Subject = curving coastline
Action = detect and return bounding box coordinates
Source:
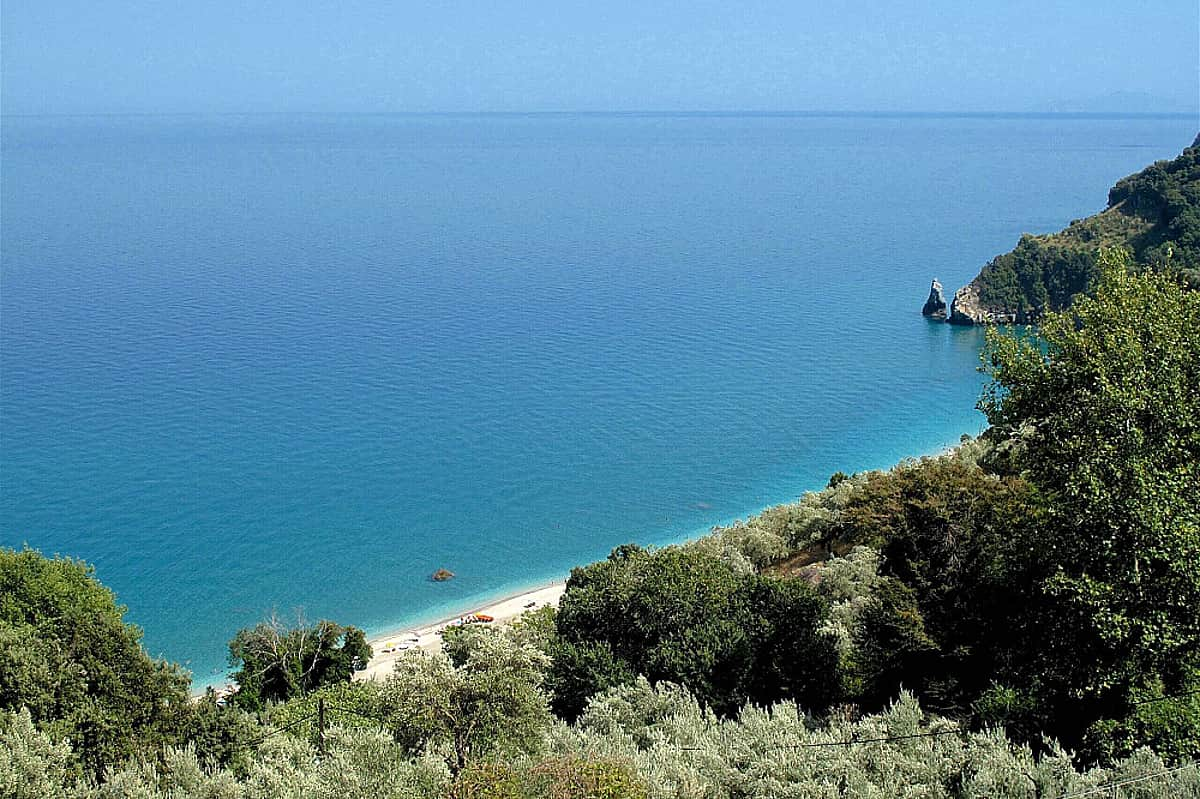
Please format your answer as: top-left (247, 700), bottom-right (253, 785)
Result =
top-left (191, 431), bottom-right (979, 698)
top-left (355, 583), bottom-right (567, 682)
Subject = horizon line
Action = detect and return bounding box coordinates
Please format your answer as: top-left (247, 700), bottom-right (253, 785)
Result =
top-left (4, 109), bottom-right (1198, 121)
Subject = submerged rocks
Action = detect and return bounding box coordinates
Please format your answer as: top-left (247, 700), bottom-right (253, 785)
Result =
top-left (921, 279), bottom-right (948, 320)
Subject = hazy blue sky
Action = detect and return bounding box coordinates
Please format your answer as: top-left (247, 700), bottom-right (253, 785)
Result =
top-left (3, 1), bottom-right (1198, 114)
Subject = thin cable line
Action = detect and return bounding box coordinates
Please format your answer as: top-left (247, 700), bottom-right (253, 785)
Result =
top-left (1130, 687), bottom-right (1200, 706)
top-left (795, 727), bottom-right (964, 748)
top-left (678, 725), bottom-right (964, 751)
top-left (1052, 761), bottom-right (1198, 799)
top-left (295, 700), bottom-right (397, 733)
top-left (244, 701), bottom-right (391, 750)
top-left (244, 710), bottom-right (319, 749)
top-left (324, 701), bottom-right (393, 728)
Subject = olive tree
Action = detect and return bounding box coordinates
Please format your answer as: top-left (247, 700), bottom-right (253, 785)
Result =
top-left (377, 629), bottom-right (552, 774)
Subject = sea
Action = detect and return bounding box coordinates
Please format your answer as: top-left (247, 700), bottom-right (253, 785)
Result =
top-left (2, 112), bottom-right (1195, 687)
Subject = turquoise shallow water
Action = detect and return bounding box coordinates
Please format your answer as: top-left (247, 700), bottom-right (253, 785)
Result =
top-left (2, 113), bottom-right (1195, 686)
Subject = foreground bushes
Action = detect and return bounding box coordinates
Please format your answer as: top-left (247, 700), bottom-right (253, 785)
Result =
top-left (7, 679), bottom-right (1199, 798)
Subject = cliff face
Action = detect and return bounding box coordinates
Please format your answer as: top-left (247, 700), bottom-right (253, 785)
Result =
top-left (947, 283), bottom-right (1031, 326)
top-left (947, 284), bottom-right (985, 325)
top-left (932, 134), bottom-right (1200, 324)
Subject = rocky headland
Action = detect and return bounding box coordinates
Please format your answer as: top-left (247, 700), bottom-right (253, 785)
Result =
top-left (946, 282), bottom-right (1029, 326)
top-left (925, 133), bottom-right (1199, 325)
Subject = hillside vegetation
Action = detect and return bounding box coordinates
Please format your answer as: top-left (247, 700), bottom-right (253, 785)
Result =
top-left (950, 134), bottom-right (1200, 323)
top-left (3, 250), bottom-right (1199, 797)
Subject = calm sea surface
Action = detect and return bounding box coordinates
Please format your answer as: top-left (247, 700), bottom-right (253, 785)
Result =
top-left (2, 113), bottom-right (1194, 685)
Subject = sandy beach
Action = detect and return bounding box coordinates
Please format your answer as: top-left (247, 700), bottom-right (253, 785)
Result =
top-left (353, 582), bottom-right (566, 683)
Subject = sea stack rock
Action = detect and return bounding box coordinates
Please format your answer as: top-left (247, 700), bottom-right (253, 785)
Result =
top-left (431, 568), bottom-right (455, 582)
top-left (921, 278), bottom-right (948, 320)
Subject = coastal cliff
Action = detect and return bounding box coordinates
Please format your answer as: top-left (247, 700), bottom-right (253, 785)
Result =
top-left (932, 132), bottom-right (1200, 324)
top-left (947, 282), bottom-right (1017, 325)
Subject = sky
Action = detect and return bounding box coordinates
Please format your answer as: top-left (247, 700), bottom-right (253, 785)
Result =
top-left (3, 1), bottom-right (1198, 115)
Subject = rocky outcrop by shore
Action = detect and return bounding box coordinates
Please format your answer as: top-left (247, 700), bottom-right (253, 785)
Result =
top-left (946, 281), bottom-right (1036, 325)
top-left (921, 279), bottom-right (947, 320)
top-left (947, 284), bottom-right (983, 325)
top-left (928, 133), bottom-right (1199, 325)
top-left (921, 276), bottom-right (1035, 325)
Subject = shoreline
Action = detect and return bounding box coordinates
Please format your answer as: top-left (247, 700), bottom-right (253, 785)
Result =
top-left (195, 581), bottom-right (569, 698)
top-left (194, 434), bottom-right (977, 697)
top-left (353, 581), bottom-right (567, 683)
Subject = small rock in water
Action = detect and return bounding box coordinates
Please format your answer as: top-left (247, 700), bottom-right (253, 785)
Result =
top-left (921, 278), bottom-right (948, 320)
top-left (431, 568), bottom-right (455, 582)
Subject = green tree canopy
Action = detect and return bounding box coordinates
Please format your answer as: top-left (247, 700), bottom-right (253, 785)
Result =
top-left (377, 628), bottom-right (551, 774)
top-left (0, 548), bottom-right (191, 777)
top-left (554, 544), bottom-right (840, 717)
top-left (981, 248), bottom-right (1200, 757)
top-left (228, 614), bottom-right (371, 711)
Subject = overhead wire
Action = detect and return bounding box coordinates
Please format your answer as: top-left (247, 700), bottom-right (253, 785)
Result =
top-left (1129, 687), bottom-right (1200, 706)
top-left (678, 726), bottom-right (965, 752)
top-left (1051, 761), bottom-right (1198, 798)
top-left (243, 710), bottom-right (320, 749)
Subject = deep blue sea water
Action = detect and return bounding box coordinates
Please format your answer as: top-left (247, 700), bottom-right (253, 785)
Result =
top-left (2, 113), bottom-right (1195, 686)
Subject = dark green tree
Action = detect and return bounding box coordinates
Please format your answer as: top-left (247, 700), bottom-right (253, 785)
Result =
top-left (981, 248), bottom-right (1200, 759)
top-left (228, 614), bottom-right (371, 710)
top-left (556, 545), bottom-right (754, 714)
top-left (741, 577), bottom-right (841, 709)
top-left (849, 578), bottom-right (937, 710)
top-left (555, 544), bottom-right (839, 716)
top-left (834, 454), bottom-right (1039, 714)
top-left (547, 640), bottom-right (636, 722)
top-left (0, 547), bottom-right (191, 777)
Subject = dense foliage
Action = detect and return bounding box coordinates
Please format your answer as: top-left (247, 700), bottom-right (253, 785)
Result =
top-left (980, 248), bottom-right (1200, 760)
top-left (973, 235), bottom-right (1098, 317)
top-left (1109, 133), bottom-right (1200, 282)
top-left (377, 629), bottom-right (552, 772)
top-left (6, 676), bottom-right (1198, 798)
top-left (227, 614), bottom-right (371, 711)
top-left (552, 545), bottom-right (839, 720)
top-left (970, 133), bottom-right (1200, 316)
top-left (0, 549), bottom-right (191, 777)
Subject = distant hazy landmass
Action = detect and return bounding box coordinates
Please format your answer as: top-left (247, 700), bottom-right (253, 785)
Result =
top-left (1041, 90), bottom-right (1199, 114)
